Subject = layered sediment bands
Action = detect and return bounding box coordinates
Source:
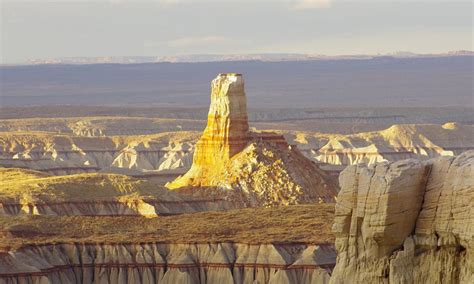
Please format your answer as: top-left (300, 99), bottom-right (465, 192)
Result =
top-left (170, 133), bottom-right (339, 207)
top-left (0, 243), bottom-right (335, 284)
top-left (1, 123), bottom-right (472, 179)
top-left (0, 117), bottom-right (206, 136)
top-left (0, 132), bottom-right (198, 175)
top-left (0, 199), bottom-right (236, 217)
top-left (168, 73), bottom-right (249, 189)
top-left (330, 150), bottom-right (474, 284)
top-left (288, 123), bottom-right (474, 166)
top-left (166, 74), bottom-right (337, 205)
top-left (2, 123), bottom-right (473, 178)
top-left (0, 168), bottom-right (238, 216)
top-left (201, 73), bottom-right (249, 159)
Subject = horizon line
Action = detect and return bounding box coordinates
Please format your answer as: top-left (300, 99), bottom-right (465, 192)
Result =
top-left (2, 50), bottom-right (473, 67)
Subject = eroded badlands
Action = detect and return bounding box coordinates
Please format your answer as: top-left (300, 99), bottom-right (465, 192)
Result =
top-left (0, 73), bottom-right (472, 283)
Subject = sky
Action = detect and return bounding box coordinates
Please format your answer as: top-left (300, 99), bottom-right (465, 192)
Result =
top-left (1, 0), bottom-right (472, 64)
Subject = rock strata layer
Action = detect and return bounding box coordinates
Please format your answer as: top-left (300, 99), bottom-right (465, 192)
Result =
top-left (0, 168), bottom-right (238, 217)
top-left (168, 73), bottom-right (249, 189)
top-left (330, 150), bottom-right (474, 283)
top-left (1, 123), bottom-right (472, 177)
top-left (0, 243), bottom-right (335, 284)
top-left (0, 199), bottom-right (236, 217)
top-left (0, 132), bottom-right (198, 175)
top-left (167, 74), bottom-right (338, 205)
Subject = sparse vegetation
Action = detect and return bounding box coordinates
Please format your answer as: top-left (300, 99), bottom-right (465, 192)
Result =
top-left (0, 168), bottom-right (177, 202)
top-left (0, 204), bottom-right (334, 252)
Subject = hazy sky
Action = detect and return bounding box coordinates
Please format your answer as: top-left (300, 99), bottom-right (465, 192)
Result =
top-left (1, 0), bottom-right (472, 64)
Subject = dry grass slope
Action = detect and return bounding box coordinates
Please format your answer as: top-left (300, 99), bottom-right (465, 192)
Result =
top-left (0, 204), bottom-right (334, 252)
top-left (0, 168), bottom-right (178, 202)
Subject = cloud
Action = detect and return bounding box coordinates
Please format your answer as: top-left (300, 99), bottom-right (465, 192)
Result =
top-left (293, 0), bottom-right (332, 10)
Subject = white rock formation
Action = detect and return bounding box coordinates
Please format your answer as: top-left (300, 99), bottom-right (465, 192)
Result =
top-left (330, 150), bottom-right (474, 283)
top-left (1, 124), bottom-right (472, 177)
top-left (0, 243), bottom-right (335, 284)
top-left (0, 132), bottom-right (198, 175)
top-left (287, 123), bottom-right (474, 166)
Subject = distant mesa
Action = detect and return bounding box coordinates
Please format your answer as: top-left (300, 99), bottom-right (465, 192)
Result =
top-left (23, 51), bottom-right (474, 65)
top-left (166, 73), bottom-right (338, 206)
top-left (442, 122), bottom-right (459, 130)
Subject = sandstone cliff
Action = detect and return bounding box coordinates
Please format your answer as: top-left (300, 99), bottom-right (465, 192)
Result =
top-left (0, 243), bottom-right (335, 284)
top-left (0, 132), bottom-right (198, 176)
top-left (166, 74), bottom-right (337, 206)
top-left (0, 204), bottom-right (337, 283)
top-left (330, 150), bottom-right (473, 283)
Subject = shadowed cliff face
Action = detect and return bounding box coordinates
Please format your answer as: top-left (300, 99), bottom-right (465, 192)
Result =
top-left (0, 243), bottom-right (335, 284)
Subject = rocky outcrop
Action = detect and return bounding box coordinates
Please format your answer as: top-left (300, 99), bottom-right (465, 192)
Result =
top-left (0, 243), bottom-right (335, 284)
top-left (111, 141), bottom-right (193, 172)
top-left (0, 132), bottom-right (198, 176)
top-left (0, 199), bottom-right (237, 217)
top-left (287, 123), bottom-right (474, 167)
top-left (330, 150), bottom-right (474, 283)
top-left (168, 73), bottom-right (250, 189)
top-left (2, 123), bottom-right (472, 178)
top-left (167, 74), bottom-right (338, 206)
top-left (174, 135), bottom-right (337, 207)
top-left (0, 168), bottom-right (238, 216)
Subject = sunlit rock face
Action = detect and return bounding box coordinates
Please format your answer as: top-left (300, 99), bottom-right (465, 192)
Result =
top-left (168, 73), bottom-right (250, 188)
top-left (330, 151), bottom-right (474, 284)
top-left (195, 73), bottom-right (249, 167)
top-left (166, 73), bottom-right (338, 206)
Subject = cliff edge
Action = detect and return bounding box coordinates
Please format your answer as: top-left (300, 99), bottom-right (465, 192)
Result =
top-left (330, 150), bottom-right (473, 283)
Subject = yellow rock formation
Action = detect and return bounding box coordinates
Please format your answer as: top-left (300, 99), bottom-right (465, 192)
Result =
top-left (167, 73), bottom-right (250, 188)
top-left (166, 74), bottom-right (338, 206)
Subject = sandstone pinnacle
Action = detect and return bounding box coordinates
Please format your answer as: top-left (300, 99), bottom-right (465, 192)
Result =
top-left (167, 73), bottom-right (250, 188)
top-left (167, 73), bottom-right (338, 206)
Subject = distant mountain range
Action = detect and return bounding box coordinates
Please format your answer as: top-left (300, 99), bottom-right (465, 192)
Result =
top-left (23, 51), bottom-right (473, 65)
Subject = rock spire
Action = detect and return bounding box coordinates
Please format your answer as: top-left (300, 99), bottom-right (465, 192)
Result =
top-left (167, 73), bottom-right (250, 188)
top-left (167, 73), bottom-right (338, 206)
